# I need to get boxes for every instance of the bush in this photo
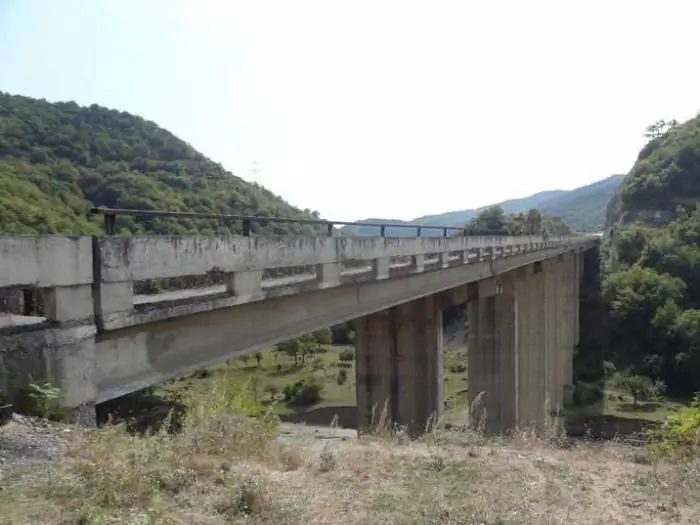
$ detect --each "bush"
[448,363,466,374]
[26,381,65,421]
[338,349,355,363]
[618,374,666,406]
[263,384,280,400]
[336,369,348,385]
[647,395,700,458]
[282,379,322,406]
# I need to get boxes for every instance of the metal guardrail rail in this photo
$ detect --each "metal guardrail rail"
[88,207,471,237]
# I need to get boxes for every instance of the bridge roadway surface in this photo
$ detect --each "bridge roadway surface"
[0,232,598,432]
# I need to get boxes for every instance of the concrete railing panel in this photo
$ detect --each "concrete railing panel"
[0,236,93,288]
[95,234,566,283]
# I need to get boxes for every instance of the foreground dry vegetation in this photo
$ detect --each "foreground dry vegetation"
[1,382,699,525]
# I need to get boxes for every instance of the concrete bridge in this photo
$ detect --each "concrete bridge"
[0,231,598,433]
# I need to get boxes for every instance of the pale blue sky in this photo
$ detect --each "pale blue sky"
[2,0,699,221]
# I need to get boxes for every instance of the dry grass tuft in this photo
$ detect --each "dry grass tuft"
[2,384,700,524]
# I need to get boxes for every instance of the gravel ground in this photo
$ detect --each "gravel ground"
[0,414,75,477]
[0,413,357,481]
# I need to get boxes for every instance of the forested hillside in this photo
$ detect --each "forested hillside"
[0,92,320,235]
[603,117,700,397]
[344,175,622,236]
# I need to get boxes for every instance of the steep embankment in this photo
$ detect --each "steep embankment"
[0,92,319,235]
[345,175,622,236]
[607,115,700,228]
[603,115,700,397]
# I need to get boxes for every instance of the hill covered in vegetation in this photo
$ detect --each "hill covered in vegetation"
[343,175,622,236]
[607,117,700,228]
[602,117,700,397]
[0,92,320,236]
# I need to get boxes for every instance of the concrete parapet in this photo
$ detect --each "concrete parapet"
[0,232,596,415]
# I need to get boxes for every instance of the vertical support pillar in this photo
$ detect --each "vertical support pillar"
[543,260,563,413]
[39,283,98,424]
[515,266,547,429]
[561,253,575,406]
[467,273,517,433]
[355,295,444,436]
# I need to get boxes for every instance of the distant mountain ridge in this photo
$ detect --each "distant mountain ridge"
[343,175,624,236]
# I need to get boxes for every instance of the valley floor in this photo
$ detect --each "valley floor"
[0,406,698,525]
[2,336,695,524]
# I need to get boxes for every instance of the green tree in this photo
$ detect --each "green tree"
[0,91,324,236]
[618,374,665,407]
[603,265,685,377]
[312,328,332,346]
[275,339,302,365]
[525,208,543,235]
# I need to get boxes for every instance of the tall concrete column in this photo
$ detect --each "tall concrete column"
[467,273,517,433]
[543,259,563,413]
[515,266,547,428]
[355,295,444,436]
[561,253,575,405]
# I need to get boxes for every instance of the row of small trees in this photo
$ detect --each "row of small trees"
[274,328,333,365]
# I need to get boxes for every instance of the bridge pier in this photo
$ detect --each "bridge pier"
[355,295,444,437]
[467,255,581,434]
[467,274,518,432]
[41,283,98,424]
[561,252,577,406]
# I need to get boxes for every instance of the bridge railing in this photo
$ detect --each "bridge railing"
[0,232,595,331]
[89,207,471,238]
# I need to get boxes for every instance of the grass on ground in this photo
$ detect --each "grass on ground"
[1,376,699,525]
[145,344,470,425]
[111,343,686,436]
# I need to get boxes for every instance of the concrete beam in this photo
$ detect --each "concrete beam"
[108,243,588,331]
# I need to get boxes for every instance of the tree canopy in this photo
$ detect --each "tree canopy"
[462,205,570,236]
[0,92,321,235]
[602,114,700,397]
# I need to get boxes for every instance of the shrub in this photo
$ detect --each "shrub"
[448,363,466,374]
[282,379,322,406]
[263,384,280,400]
[338,348,355,363]
[336,369,348,385]
[26,381,65,421]
[647,395,700,458]
[618,374,666,406]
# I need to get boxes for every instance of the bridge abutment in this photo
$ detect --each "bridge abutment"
[355,295,444,437]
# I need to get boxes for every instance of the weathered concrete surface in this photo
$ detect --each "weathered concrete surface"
[0,233,598,417]
[355,294,444,436]
[0,323,96,409]
[466,253,588,433]
[0,236,92,288]
[92,244,590,404]
[94,234,545,283]
[467,271,519,433]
